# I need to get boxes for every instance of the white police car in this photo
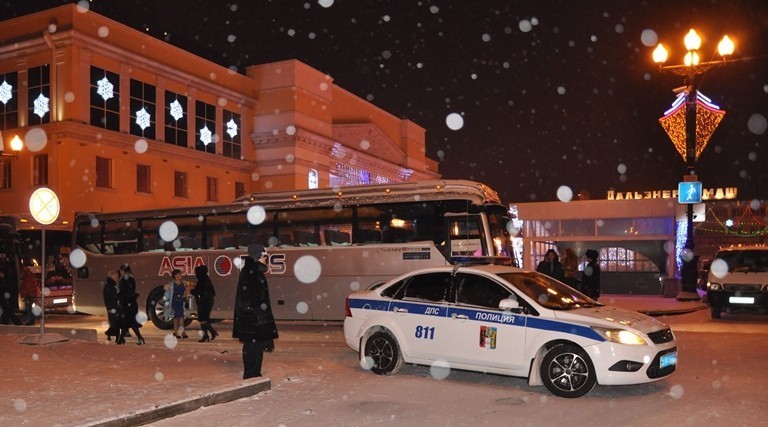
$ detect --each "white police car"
[343,264,677,398]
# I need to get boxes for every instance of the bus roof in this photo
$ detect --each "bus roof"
[74,180,504,222]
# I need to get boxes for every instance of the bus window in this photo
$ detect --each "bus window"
[141,216,203,251]
[447,214,485,256]
[103,221,138,255]
[278,208,352,247]
[206,211,274,249]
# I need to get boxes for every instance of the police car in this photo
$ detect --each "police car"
[343,264,677,398]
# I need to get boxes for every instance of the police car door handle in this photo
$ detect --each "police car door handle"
[395,308,408,314]
[451,313,468,320]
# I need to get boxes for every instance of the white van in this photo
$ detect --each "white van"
[706,246,768,319]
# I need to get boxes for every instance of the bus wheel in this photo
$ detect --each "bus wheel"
[147,287,173,330]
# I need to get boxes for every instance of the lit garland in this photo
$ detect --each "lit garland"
[695,206,768,237]
[675,220,687,274]
[658,91,725,161]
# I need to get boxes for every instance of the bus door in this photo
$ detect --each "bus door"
[444,213,486,259]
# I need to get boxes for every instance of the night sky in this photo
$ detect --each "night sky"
[4,0,767,203]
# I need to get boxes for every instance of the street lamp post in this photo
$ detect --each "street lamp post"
[0,131,24,163]
[653,29,734,301]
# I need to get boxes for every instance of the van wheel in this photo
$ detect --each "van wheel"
[710,305,722,319]
[362,331,404,375]
[540,344,597,398]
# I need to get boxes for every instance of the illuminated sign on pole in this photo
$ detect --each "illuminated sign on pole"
[678,181,702,204]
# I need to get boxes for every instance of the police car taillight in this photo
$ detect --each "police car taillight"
[344,298,352,317]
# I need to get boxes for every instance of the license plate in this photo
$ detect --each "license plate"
[660,351,677,369]
[729,296,755,304]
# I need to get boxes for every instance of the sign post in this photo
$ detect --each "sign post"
[19,187,68,345]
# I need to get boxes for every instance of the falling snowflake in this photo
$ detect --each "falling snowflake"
[96,76,114,101]
[0,80,12,104]
[33,93,49,118]
[169,99,184,121]
[226,119,238,138]
[135,107,151,130]
[200,125,212,145]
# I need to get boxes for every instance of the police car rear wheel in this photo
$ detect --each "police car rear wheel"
[540,344,596,398]
[363,331,404,375]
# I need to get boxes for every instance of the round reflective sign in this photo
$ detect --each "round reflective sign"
[29,187,60,225]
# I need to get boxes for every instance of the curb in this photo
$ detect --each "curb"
[80,377,271,427]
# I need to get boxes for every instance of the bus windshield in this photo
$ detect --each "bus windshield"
[71,180,513,326]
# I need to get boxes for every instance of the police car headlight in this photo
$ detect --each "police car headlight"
[592,327,647,345]
[708,282,723,291]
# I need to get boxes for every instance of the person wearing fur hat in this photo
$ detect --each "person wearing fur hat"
[191,264,218,342]
[233,243,279,379]
[536,249,565,282]
[582,249,602,300]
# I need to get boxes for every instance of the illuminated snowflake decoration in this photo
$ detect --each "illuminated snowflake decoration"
[33,93,50,118]
[96,76,114,101]
[200,125,212,145]
[169,99,184,121]
[226,119,238,138]
[0,80,12,104]
[135,107,151,130]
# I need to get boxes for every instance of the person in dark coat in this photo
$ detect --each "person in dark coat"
[233,243,279,379]
[116,264,145,345]
[103,270,120,341]
[582,249,602,300]
[536,249,565,282]
[192,264,218,342]
[0,261,23,325]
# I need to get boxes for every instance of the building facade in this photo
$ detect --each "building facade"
[0,5,439,230]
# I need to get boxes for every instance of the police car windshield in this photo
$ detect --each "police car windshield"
[496,272,601,310]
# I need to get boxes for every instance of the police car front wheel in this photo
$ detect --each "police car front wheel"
[362,331,404,376]
[540,343,597,398]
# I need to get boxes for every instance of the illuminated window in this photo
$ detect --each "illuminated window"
[27,65,50,125]
[195,100,216,154]
[33,154,48,186]
[130,79,156,139]
[95,156,112,188]
[222,110,240,159]
[174,171,188,198]
[329,163,392,187]
[206,177,218,202]
[137,164,151,193]
[597,247,660,273]
[90,66,120,131]
[164,91,188,147]
[308,169,319,189]
[0,72,18,130]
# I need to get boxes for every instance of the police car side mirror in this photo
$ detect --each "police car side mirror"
[499,298,520,312]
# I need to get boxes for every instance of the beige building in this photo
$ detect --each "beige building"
[0,5,439,230]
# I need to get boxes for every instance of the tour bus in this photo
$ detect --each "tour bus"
[0,214,73,310]
[70,180,514,328]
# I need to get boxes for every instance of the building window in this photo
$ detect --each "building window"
[164,91,188,147]
[95,156,112,188]
[27,65,51,125]
[222,110,240,159]
[130,79,156,139]
[0,163,10,189]
[137,164,151,193]
[234,181,245,200]
[195,100,216,154]
[0,71,19,130]
[308,169,319,189]
[33,154,48,186]
[206,177,218,202]
[597,247,660,273]
[174,171,188,198]
[90,66,120,131]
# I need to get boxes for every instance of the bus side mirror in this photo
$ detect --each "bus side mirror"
[77,266,89,279]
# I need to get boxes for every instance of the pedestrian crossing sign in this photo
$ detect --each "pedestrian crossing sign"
[678,181,702,204]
